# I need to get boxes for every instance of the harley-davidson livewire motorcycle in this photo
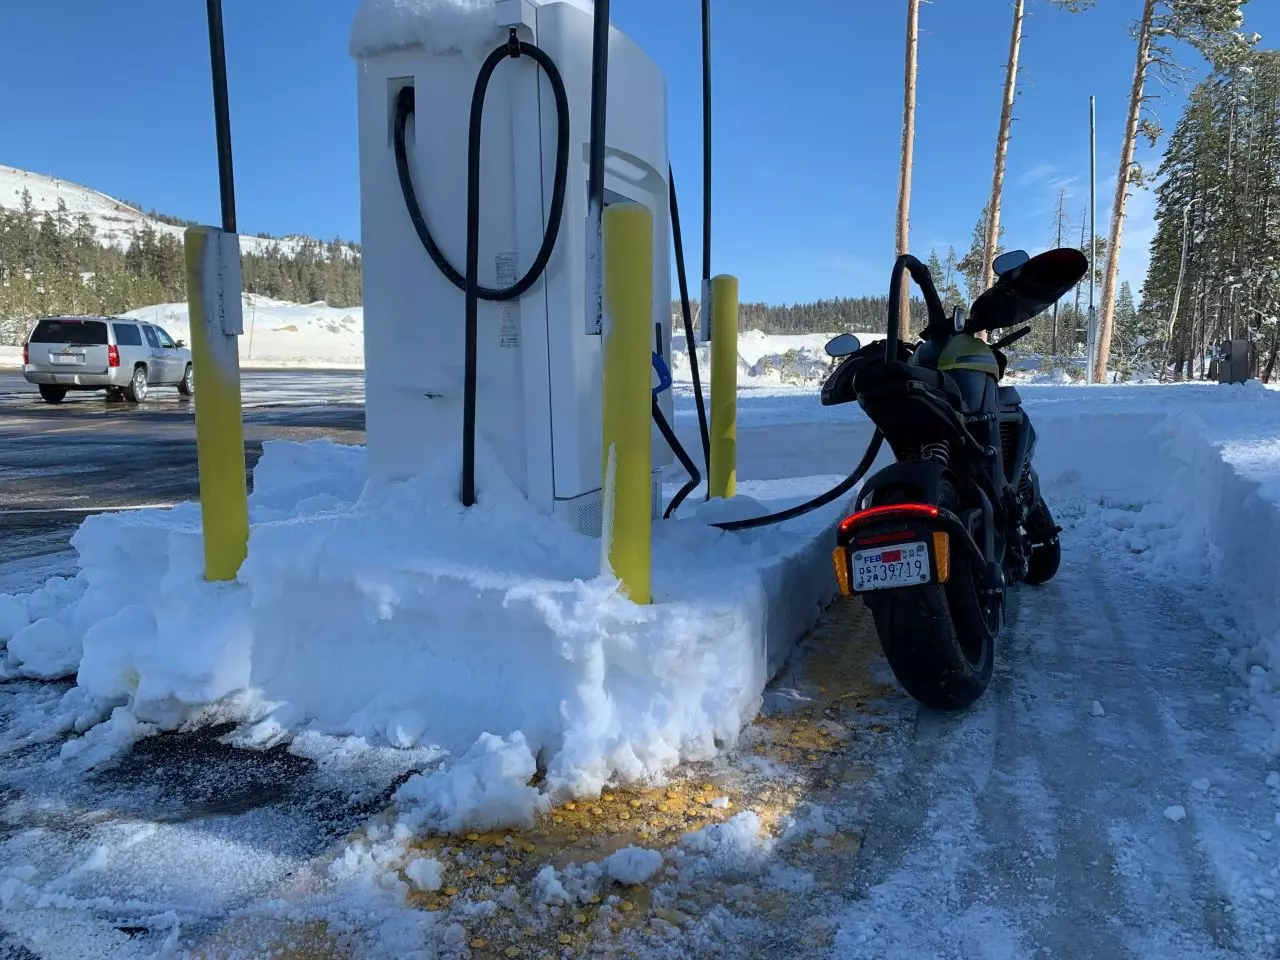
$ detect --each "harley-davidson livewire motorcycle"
[822,247,1088,710]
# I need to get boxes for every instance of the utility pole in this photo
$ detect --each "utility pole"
[1087,94,1097,385]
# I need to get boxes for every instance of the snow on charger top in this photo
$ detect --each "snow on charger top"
[350,0,597,59]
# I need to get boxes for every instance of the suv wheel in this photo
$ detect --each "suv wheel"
[178,364,194,399]
[38,385,67,404]
[125,366,149,403]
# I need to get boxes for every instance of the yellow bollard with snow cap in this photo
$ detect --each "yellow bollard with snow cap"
[601,203,653,605]
[183,225,249,582]
[709,274,739,501]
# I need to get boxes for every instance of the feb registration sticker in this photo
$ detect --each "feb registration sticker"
[852,540,931,593]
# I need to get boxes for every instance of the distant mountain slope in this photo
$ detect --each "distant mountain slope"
[0,164,341,259]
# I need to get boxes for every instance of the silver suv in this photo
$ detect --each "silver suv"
[22,316,194,404]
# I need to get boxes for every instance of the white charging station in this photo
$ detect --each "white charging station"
[353,0,672,537]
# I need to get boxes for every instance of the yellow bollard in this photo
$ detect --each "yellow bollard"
[708,274,739,501]
[601,203,653,604]
[184,226,249,582]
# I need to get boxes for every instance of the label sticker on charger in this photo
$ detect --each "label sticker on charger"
[496,253,519,348]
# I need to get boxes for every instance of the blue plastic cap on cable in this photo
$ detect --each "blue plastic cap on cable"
[652,352,672,397]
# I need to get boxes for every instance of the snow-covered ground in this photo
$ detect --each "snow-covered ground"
[124,296,365,370]
[0,164,341,260]
[0,376,1278,957]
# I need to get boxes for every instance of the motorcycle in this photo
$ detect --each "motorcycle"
[822,247,1088,710]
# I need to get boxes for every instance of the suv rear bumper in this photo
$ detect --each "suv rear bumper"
[22,367,132,389]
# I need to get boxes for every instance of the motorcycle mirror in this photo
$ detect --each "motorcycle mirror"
[993,250,1030,276]
[952,306,967,333]
[825,333,862,358]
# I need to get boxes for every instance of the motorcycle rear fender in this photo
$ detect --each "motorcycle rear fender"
[854,459,952,515]
[846,459,996,581]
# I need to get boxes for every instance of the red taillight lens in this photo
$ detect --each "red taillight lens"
[22,343,29,365]
[839,502,939,536]
[108,345,120,367]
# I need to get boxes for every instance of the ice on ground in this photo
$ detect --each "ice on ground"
[602,845,664,885]
[1165,805,1188,823]
[405,856,445,892]
[1091,700,1106,717]
[395,732,548,834]
[5,618,79,680]
[0,595,29,641]
[674,811,774,880]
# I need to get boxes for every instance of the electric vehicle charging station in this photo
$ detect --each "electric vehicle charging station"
[354,0,673,538]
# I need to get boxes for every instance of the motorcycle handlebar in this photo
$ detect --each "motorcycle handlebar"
[885,254,948,357]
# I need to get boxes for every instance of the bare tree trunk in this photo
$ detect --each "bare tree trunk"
[981,0,1025,294]
[1093,0,1157,383]
[1051,187,1066,356]
[896,0,920,341]
[1263,321,1280,383]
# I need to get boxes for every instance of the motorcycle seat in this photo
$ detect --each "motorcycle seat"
[997,385,1022,408]
[855,359,964,409]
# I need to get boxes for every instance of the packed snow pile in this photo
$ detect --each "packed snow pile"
[124,295,364,369]
[0,437,846,827]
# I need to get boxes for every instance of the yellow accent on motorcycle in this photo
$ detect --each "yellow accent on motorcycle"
[937,333,1001,377]
[932,531,951,583]
[832,547,851,597]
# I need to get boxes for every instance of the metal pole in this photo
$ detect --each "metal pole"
[206,0,236,234]
[585,0,610,337]
[1164,197,1197,380]
[701,0,712,287]
[1088,94,1097,384]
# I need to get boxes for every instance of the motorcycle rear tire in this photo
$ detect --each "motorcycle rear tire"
[865,480,996,711]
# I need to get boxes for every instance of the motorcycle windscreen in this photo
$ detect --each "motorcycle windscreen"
[968,248,1089,331]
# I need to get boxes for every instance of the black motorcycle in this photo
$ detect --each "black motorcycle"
[822,247,1088,709]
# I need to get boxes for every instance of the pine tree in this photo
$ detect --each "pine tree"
[1066,0,1255,381]
[958,204,1004,303]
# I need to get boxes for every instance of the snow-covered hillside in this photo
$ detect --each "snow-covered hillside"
[0,164,338,259]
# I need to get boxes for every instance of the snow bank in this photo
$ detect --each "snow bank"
[0,346,21,369]
[1027,382,1280,754]
[0,435,845,829]
[124,295,363,370]
[671,330,884,389]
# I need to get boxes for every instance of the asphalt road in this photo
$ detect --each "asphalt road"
[0,369,365,593]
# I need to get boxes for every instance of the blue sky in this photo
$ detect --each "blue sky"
[2,1,1277,305]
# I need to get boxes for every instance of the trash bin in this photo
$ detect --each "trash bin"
[1217,339,1254,385]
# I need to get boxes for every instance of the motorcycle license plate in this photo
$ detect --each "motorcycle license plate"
[852,541,932,592]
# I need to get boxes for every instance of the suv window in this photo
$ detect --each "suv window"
[112,323,143,347]
[141,325,160,349]
[154,327,177,349]
[30,319,108,345]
